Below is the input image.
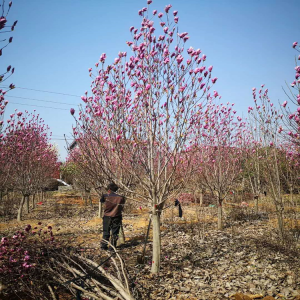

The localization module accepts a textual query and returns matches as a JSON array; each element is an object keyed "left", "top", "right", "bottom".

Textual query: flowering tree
[
  {"left": 277, "top": 143, "right": 300, "bottom": 203},
  {"left": 0, "top": 111, "right": 58, "bottom": 221},
  {"left": 0, "top": 0, "right": 17, "bottom": 130},
  {"left": 192, "top": 102, "right": 245, "bottom": 229},
  {"left": 280, "top": 41, "right": 300, "bottom": 147},
  {"left": 243, "top": 106, "right": 267, "bottom": 213},
  {"left": 71, "top": 1, "right": 219, "bottom": 273},
  {"left": 249, "top": 86, "right": 288, "bottom": 239}
]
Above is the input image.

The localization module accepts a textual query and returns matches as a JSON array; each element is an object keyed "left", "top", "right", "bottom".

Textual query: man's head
[{"left": 107, "top": 182, "right": 119, "bottom": 193}]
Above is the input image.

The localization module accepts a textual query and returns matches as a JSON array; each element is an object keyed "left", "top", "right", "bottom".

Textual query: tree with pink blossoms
[
  {"left": 0, "top": 0, "right": 17, "bottom": 130},
  {"left": 249, "top": 85, "right": 288, "bottom": 239},
  {"left": 192, "top": 102, "right": 245, "bottom": 230},
  {"left": 0, "top": 111, "right": 58, "bottom": 221},
  {"left": 243, "top": 107, "right": 267, "bottom": 214},
  {"left": 70, "top": 1, "right": 220, "bottom": 273},
  {"left": 277, "top": 143, "right": 300, "bottom": 204},
  {"left": 280, "top": 41, "right": 300, "bottom": 148}
]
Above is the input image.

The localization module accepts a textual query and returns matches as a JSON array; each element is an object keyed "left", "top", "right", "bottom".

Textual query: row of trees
[
  {"left": 0, "top": 111, "right": 59, "bottom": 221},
  {"left": 65, "top": 1, "right": 299, "bottom": 274},
  {"left": 0, "top": 1, "right": 58, "bottom": 221}
]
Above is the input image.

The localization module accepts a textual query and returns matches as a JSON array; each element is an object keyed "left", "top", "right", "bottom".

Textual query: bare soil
[{"left": 1, "top": 192, "right": 300, "bottom": 300}]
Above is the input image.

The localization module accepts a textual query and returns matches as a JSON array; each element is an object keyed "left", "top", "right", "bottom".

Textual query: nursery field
[
  {"left": 1, "top": 0, "right": 300, "bottom": 299},
  {"left": 1, "top": 191, "right": 299, "bottom": 300}
]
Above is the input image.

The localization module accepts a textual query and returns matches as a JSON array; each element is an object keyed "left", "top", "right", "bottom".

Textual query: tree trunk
[
  {"left": 275, "top": 205, "right": 285, "bottom": 240},
  {"left": 254, "top": 195, "right": 259, "bottom": 214},
  {"left": 32, "top": 194, "right": 36, "bottom": 209},
  {"left": 25, "top": 196, "right": 29, "bottom": 214},
  {"left": 98, "top": 201, "right": 103, "bottom": 218},
  {"left": 17, "top": 196, "right": 26, "bottom": 222},
  {"left": 199, "top": 189, "right": 203, "bottom": 206},
  {"left": 289, "top": 184, "right": 293, "bottom": 204},
  {"left": 151, "top": 212, "right": 161, "bottom": 274},
  {"left": 217, "top": 202, "right": 223, "bottom": 230}
]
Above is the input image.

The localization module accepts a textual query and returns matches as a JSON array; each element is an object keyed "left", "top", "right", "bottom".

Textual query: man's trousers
[{"left": 101, "top": 215, "right": 122, "bottom": 249}]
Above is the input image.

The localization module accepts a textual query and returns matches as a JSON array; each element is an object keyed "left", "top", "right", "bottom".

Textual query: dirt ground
[{"left": 1, "top": 192, "right": 300, "bottom": 300}]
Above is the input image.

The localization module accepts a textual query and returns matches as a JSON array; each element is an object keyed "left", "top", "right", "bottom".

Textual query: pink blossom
[
  {"left": 165, "top": 4, "right": 172, "bottom": 13},
  {"left": 176, "top": 55, "right": 184, "bottom": 64},
  {"left": 292, "top": 41, "right": 298, "bottom": 48},
  {"left": 282, "top": 101, "right": 287, "bottom": 107}
]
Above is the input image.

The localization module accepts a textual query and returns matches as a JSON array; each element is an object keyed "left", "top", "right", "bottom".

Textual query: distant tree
[
  {"left": 249, "top": 86, "right": 287, "bottom": 239},
  {"left": 193, "top": 102, "right": 245, "bottom": 229},
  {"left": 0, "top": 111, "right": 58, "bottom": 221}
]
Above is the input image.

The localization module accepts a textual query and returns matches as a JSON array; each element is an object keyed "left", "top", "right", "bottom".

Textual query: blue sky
[{"left": 1, "top": 0, "right": 299, "bottom": 160}]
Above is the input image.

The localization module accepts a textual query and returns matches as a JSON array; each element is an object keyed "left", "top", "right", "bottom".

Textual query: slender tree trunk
[
  {"left": 98, "top": 201, "right": 103, "bottom": 218},
  {"left": 17, "top": 196, "right": 26, "bottom": 222},
  {"left": 254, "top": 195, "right": 259, "bottom": 214},
  {"left": 199, "top": 189, "right": 203, "bottom": 206},
  {"left": 151, "top": 212, "right": 161, "bottom": 274},
  {"left": 80, "top": 190, "right": 85, "bottom": 204},
  {"left": 276, "top": 207, "right": 285, "bottom": 241},
  {"left": 289, "top": 184, "right": 293, "bottom": 204},
  {"left": 32, "top": 194, "right": 36, "bottom": 209},
  {"left": 25, "top": 196, "right": 29, "bottom": 214},
  {"left": 217, "top": 201, "right": 223, "bottom": 230}
]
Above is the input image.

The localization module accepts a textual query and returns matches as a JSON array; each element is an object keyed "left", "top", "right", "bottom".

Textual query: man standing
[{"left": 100, "top": 183, "right": 125, "bottom": 250}]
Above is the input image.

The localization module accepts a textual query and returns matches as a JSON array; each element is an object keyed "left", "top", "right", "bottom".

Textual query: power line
[
  {"left": 0, "top": 85, "right": 81, "bottom": 97},
  {"left": 8, "top": 101, "right": 70, "bottom": 111},
  {"left": 5, "top": 95, "right": 77, "bottom": 106},
  {"left": 51, "top": 138, "right": 74, "bottom": 141}
]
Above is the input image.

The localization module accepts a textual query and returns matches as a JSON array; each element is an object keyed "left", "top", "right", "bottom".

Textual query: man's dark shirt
[{"left": 100, "top": 192, "right": 125, "bottom": 217}]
